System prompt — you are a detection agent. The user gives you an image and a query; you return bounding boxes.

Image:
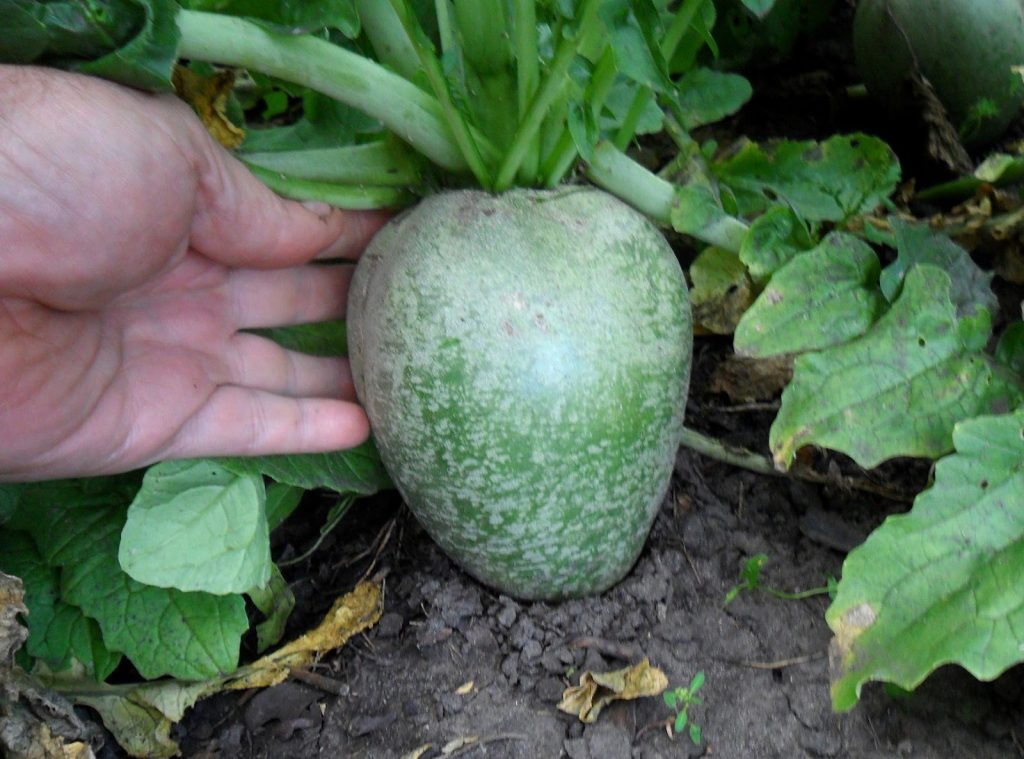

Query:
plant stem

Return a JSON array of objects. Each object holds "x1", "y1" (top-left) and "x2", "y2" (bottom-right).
[
  {"x1": 766, "y1": 586, "x2": 831, "y2": 601},
  {"x1": 494, "y1": 0, "x2": 602, "y2": 190},
  {"x1": 663, "y1": 0, "x2": 706, "y2": 61},
  {"x1": 586, "y1": 142, "x2": 749, "y2": 253},
  {"x1": 387, "y1": 0, "x2": 494, "y2": 187},
  {"x1": 613, "y1": 0, "x2": 706, "y2": 151},
  {"x1": 175, "y1": 9, "x2": 467, "y2": 172},
  {"x1": 247, "y1": 165, "x2": 414, "y2": 209},
  {"x1": 241, "y1": 142, "x2": 421, "y2": 186},
  {"x1": 541, "y1": 46, "x2": 618, "y2": 186},
  {"x1": 514, "y1": 0, "x2": 540, "y2": 178},
  {"x1": 678, "y1": 427, "x2": 779, "y2": 476},
  {"x1": 355, "y1": 0, "x2": 424, "y2": 83}
]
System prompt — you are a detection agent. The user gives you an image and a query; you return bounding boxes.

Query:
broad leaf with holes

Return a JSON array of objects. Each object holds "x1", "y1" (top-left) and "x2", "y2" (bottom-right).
[
  {"x1": 829, "y1": 409, "x2": 1024, "y2": 709},
  {"x1": 713, "y1": 134, "x2": 900, "y2": 222},
  {"x1": 770, "y1": 265, "x2": 1024, "y2": 468}
]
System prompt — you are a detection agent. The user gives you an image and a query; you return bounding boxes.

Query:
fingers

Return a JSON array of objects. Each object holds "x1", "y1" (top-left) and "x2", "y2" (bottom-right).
[
  {"x1": 224, "y1": 333, "x2": 356, "y2": 399},
  {"x1": 167, "y1": 386, "x2": 370, "y2": 460},
  {"x1": 226, "y1": 264, "x2": 353, "y2": 329},
  {"x1": 188, "y1": 136, "x2": 390, "y2": 269}
]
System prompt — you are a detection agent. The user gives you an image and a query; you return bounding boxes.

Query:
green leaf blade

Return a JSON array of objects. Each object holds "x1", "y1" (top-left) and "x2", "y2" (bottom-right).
[
  {"x1": 21, "y1": 499, "x2": 248, "y2": 681},
  {"x1": 674, "y1": 68, "x2": 752, "y2": 130},
  {"x1": 0, "y1": 526, "x2": 121, "y2": 681},
  {"x1": 736, "y1": 233, "x2": 885, "y2": 358},
  {"x1": 770, "y1": 266, "x2": 1024, "y2": 469},
  {"x1": 713, "y1": 134, "x2": 900, "y2": 222},
  {"x1": 828, "y1": 409, "x2": 1024, "y2": 710},
  {"x1": 119, "y1": 460, "x2": 270, "y2": 595},
  {"x1": 220, "y1": 439, "x2": 393, "y2": 495}
]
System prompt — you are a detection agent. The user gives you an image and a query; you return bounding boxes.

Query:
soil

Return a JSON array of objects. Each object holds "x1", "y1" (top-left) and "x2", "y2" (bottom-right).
[{"x1": 102, "y1": 5, "x2": 1024, "y2": 758}]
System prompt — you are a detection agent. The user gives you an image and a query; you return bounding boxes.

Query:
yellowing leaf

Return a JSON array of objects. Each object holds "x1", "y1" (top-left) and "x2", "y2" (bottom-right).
[
  {"x1": 0, "y1": 571, "x2": 28, "y2": 661},
  {"x1": 689, "y1": 246, "x2": 754, "y2": 335},
  {"x1": 172, "y1": 65, "x2": 245, "y2": 149},
  {"x1": 40, "y1": 582, "x2": 382, "y2": 758},
  {"x1": 223, "y1": 581, "x2": 382, "y2": 690},
  {"x1": 557, "y1": 658, "x2": 668, "y2": 723}
]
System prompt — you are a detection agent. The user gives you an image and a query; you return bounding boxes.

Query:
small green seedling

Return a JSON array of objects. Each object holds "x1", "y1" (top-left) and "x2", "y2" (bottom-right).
[
  {"x1": 663, "y1": 671, "x2": 705, "y2": 745},
  {"x1": 724, "y1": 554, "x2": 837, "y2": 606}
]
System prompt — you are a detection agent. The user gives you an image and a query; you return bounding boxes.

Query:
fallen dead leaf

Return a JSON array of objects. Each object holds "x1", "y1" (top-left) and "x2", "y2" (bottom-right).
[
  {"x1": 442, "y1": 735, "x2": 480, "y2": 753},
  {"x1": 172, "y1": 65, "x2": 246, "y2": 149},
  {"x1": 399, "y1": 744, "x2": 433, "y2": 759},
  {"x1": 689, "y1": 247, "x2": 754, "y2": 335},
  {"x1": 223, "y1": 580, "x2": 382, "y2": 690},
  {"x1": 557, "y1": 658, "x2": 668, "y2": 723},
  {"x1": 37, "y1": 582, "x2": 382, "y2": 758},
  {"x1": 1, "y1": 575, "x2": 100, "y2": 759},
  {"x1": 710, "y1": 354, "x2": 794, "y2": 403}
]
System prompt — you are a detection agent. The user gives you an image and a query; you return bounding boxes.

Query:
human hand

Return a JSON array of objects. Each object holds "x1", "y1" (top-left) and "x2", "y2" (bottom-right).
[{"x1": 0, "y1": 66, "x2": 388, "y2": 481}]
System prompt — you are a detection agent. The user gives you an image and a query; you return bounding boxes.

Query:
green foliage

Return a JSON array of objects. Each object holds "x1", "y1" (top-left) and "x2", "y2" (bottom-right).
[
  {"x1": 770, "y1": 266, "x2": 1024, "y2": 469},
  {"x1": 714, "y1": 134, "x2": 900, "y2": 222},
  {"x1": 0, "y1": 479, "x2": 250, "y2": 680},
  {"x1": 663, "y1": 671, "x2": 705, "y2": 745},
  {"x1": 828, "y1": 410, "x2": 1024, "y2": 709},
  {"x1": 119, "y1": 460, "x2": 270, "y2": 595},
  {"x1": 219, "y1": 440, "x2": 393, "y2": 495},
  {"x1": 735, "y1": 233, "x2": 885, "y2": 358},
  {"x1": 0, "y1": 530, "x2": 121, "y2": 679},
  {"x1": 724, "y1": 553, "x2": 835, "y2": 605},
  {"x1": 0, "y1": 0, "x2": 181, "y2": 89},
  {"x1": 181, "y1": 0, "x2": 360, "y2": 37},
  {"x1": 673, "y1": 68, "x2": 752, "y2": 130}
]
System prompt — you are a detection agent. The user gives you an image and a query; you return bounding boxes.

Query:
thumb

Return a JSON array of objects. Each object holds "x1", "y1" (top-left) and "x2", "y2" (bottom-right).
[{"x1": 188, "y1": 137, "x2": 389, "y2": 268}]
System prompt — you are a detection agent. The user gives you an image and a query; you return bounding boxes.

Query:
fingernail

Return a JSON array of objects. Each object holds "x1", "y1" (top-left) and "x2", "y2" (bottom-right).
[{"x1": 301, "y1": 200, "x2": 334, "y2": 218}]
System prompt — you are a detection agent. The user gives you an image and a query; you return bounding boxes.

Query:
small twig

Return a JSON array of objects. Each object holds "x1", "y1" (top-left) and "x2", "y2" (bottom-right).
[
  {"x1": 721, "y1": 652, "x2": 826, "y2": 670},
  {"x1": 288, "y1": 666, "x2": 350, "y2": 696},
  {"x1": 635, "y1": 717, "x2": 673, "y2": 742},
  {"x1": 679, "y1": 426, "x2": 916, "y2": 503},
  {"x1": 356, "y1": 518, "x2": 397, "y2": 584},
  {"x1": 1012, "y1": 728, "x2": 1024, "y2": 758},
  {"x1": 446, "y1": 733, "x2": 528, "y2": 757},
  {"x1": 571, "y1": 636, "x2": 643, "y2": 661}
]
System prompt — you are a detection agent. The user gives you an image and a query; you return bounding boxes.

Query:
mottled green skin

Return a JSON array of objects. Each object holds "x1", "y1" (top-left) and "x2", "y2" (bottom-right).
[
  {"x1": 854, "y1": 0, "x2": 1024, "y2": 148},
  {"x1": 348, "y1": 189, "x2": 692, "y2": 600}
]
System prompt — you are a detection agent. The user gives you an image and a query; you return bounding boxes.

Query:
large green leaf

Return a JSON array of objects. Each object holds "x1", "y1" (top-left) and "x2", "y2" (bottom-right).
[
  {"x1": 220, "y1": 438, "x2": 393, "y2": 494},
  {"x1": 770, "y1": 265, "x2": 1024, "y2": 468},
  {"x1": 735, "y1": 233, "x2": 885, "y2": 358},
  {"x1": 21, "y1": 498, "x2": 247, "y2": 681},
  {"x1": 0, "y1": 530, "x2": 121, "y2": 680},
  {"x1": 713, "y1": 134, "x2": 900, "y2": 222},
  {"x1": 119, "y1": 460, "x2": 270, "y2": 595},
  {"x1": 879, "y1": 222, "x2": 996, "y2": 318},
  {"x1": 828, "y1": 409, "x2": 1024, "y2": 710}
]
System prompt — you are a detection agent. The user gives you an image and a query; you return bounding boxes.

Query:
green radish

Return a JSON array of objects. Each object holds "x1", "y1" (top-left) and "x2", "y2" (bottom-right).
[
  {"x1": 348, "y1": 188, "x2": 691, "y2": 599},
  {"x1": 854, "y1": 0, "x2": 1024, "y2": 148}
]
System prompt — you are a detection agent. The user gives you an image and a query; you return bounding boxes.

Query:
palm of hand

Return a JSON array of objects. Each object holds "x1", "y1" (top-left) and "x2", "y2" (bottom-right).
[{"x1": 0, "y1": 68, "x2": 384, "y2": 480}]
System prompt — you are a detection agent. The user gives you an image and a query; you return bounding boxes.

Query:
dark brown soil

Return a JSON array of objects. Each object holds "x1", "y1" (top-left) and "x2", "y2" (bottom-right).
[{"x1": 107, "y1": 5, "x2": 1024, "y2": 758}]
